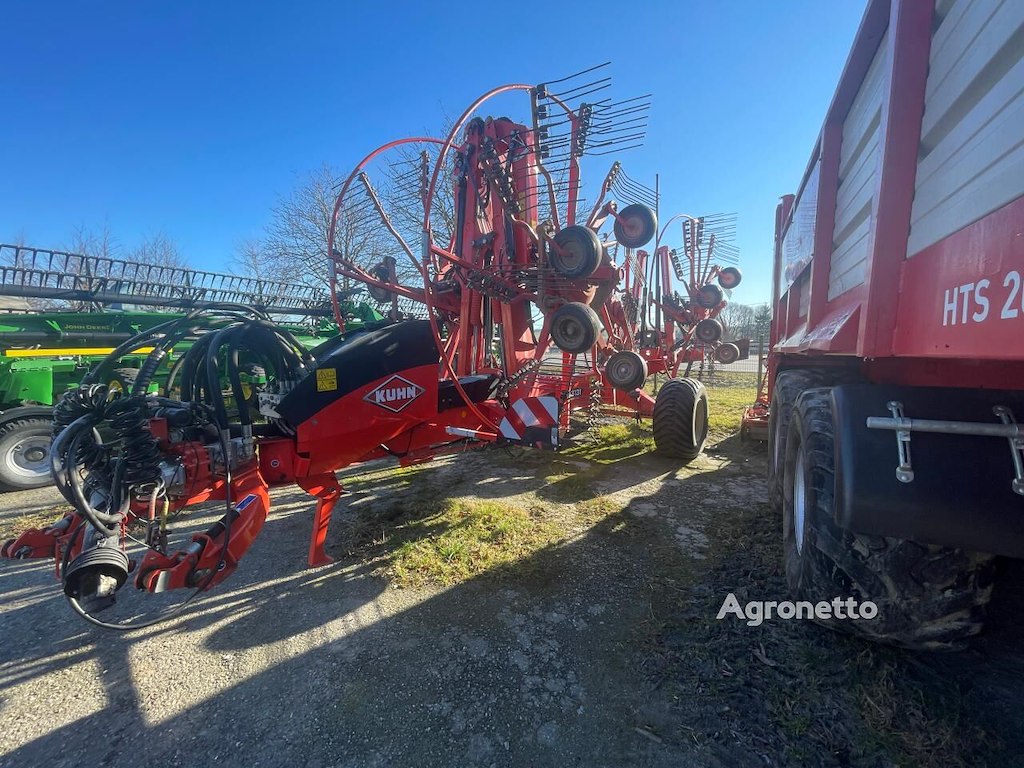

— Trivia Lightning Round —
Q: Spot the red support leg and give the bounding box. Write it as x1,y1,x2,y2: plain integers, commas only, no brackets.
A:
297,473,344,568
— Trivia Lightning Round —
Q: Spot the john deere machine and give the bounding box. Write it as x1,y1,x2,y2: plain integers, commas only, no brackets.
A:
0,244,383,490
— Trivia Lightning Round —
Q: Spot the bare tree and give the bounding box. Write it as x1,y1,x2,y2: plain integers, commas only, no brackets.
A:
128,230,190,269
231,236,278,278
261,164,345,289
66,222,119,261
719,302,756,340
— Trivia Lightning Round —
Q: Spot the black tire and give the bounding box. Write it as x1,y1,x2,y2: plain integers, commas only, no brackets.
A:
0,418,53,491
613,204,657,249
605,350,647,391
107,367,140,396
768,369,840,511
550,226,602,278
694,318,723,343
652,378,708,462
695,284,724,309
714,342,740,365
550,302,600,353
717,266,742,290
368,262,395,302
783,388,996,650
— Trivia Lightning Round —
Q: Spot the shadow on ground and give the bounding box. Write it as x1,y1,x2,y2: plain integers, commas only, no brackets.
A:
1,436,1023,768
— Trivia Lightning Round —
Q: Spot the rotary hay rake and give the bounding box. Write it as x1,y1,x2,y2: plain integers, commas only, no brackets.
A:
2,65,741,627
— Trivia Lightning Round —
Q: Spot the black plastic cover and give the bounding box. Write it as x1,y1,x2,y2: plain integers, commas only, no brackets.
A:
278,320,439,426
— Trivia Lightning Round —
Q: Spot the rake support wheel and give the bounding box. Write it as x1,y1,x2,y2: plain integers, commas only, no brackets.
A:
694,319,723,344
613,204,657,249
550,226,602,279
550,302,601,354
606,350,648,391
652,378,708,462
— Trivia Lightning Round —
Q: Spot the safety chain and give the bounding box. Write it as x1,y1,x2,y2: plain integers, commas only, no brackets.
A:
621,292,638,327
497,358,541,398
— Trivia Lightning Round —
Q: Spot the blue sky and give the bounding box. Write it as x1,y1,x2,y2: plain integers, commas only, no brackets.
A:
0,1,865,305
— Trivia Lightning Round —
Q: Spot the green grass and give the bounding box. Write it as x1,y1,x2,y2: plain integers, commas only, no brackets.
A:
705,384,758,437
387,499,564,587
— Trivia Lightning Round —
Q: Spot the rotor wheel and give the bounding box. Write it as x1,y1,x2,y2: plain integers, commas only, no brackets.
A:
605,350,648,391
714,342,740,365
613,204,657,249
695,284,724,309
717,266,742,290
550,226,602,279
694,318,723,344
550,302,601,354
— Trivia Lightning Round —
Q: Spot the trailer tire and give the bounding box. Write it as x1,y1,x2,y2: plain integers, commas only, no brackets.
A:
783,388,996,650
0,417,53,491
767,369,837,511
652,378,708,462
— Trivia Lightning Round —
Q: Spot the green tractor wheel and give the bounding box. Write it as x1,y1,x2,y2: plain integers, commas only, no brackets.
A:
107,367,140,397
0,417,53,491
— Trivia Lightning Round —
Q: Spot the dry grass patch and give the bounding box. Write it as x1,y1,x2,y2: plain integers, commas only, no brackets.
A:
388,499,564,587
0,505,67,543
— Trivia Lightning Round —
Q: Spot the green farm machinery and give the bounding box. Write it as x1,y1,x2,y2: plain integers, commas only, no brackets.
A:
0,244,384,490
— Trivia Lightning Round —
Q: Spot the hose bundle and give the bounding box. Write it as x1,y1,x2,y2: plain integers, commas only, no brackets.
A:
52,305,315,536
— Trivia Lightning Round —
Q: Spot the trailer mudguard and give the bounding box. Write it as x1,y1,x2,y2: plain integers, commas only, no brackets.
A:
832,383,1024,558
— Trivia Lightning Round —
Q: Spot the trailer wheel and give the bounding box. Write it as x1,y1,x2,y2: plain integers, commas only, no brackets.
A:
605,350,647,391
717,267,742,290
783,388,996,650
107,367,140,396
613,204,657,249
694,318,723,343
652,378,708,462
550,302,600,353
550,225,602,278
714,342,740,365
0,418,53,491
767,369,836,511
695,284,724,309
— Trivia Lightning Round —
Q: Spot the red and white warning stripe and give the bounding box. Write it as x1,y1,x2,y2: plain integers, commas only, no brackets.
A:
499,396,559,440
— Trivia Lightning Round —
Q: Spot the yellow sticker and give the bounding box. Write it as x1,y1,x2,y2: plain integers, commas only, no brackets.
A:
316,368,337,392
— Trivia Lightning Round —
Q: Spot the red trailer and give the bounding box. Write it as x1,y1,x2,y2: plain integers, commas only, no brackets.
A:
754,0,1024,648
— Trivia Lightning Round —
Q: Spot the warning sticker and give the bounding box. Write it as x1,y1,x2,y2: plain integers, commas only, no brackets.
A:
316,368,337,392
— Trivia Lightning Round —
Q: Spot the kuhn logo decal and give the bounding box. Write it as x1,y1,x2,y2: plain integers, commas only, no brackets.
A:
364,375,425,413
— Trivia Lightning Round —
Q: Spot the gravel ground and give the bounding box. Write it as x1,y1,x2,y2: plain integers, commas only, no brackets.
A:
2,435,1023,767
